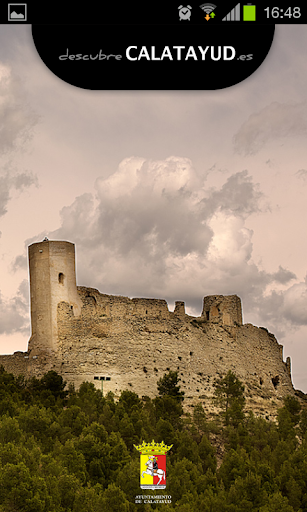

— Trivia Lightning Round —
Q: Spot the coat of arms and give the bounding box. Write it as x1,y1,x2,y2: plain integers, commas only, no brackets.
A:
134,440,173,490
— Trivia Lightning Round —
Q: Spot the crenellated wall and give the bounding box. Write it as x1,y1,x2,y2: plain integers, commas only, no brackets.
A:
52,285,294,418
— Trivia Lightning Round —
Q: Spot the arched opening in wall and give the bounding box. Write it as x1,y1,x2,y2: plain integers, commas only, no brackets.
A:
272,375,280,389
85,294,97,310
58,273,64,285
210,306,219,318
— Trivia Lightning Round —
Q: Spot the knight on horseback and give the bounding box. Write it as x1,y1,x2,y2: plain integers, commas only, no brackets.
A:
142,455,165,485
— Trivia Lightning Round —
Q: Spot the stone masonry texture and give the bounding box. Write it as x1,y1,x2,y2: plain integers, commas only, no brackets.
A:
0,239,298,419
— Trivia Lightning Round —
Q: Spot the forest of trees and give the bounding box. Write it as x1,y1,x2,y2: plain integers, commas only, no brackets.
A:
0,366,306,511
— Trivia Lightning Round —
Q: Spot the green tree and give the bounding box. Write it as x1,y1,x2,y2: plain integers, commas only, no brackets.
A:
283,396,301,424
82,421,108,443
176,431,201,465
198,435,217,473
56,439,87,483
116,458,141,504
100,483,130,512
153,395,183,430
157,371,185,402
300,407,307,437
277,395,302,442
167,458,202,503
57,473,80,510
277,408,297,441
0,462,49,512
58,404,88,436
0,416,23,444
156,417,175,446
193,403,208,436
72,486,102,512
276,396,302,442
218,447,249,490
118,413,138,449
214,370,245,426
118,390,142,414
259,492,295,512
0,367,22,415
40,371,67,400
18,405,54,448
227,472,265,511
76,382,104,421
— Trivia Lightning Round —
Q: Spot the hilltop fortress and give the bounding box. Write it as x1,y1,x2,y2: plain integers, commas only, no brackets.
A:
0,239,296,417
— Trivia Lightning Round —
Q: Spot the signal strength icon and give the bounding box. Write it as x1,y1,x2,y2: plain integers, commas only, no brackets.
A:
199,3,217,14
222,3,240,21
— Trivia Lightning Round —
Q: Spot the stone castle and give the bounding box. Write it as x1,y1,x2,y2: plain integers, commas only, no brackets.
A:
0,239,297,417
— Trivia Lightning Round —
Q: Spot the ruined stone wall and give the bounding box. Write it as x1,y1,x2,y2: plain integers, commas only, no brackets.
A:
52,287,294,419
0,274,296,420
0,353,29,377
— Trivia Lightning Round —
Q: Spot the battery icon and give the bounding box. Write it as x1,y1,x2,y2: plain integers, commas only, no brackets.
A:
243,3,256,21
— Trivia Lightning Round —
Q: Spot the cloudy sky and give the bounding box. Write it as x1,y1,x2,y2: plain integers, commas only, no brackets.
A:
1,24,307,391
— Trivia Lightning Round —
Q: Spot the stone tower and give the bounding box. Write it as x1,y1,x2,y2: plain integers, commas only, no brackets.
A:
202,294,243,326
28,239,82,355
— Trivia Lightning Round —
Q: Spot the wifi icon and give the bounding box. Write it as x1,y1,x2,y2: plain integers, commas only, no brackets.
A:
199,2,217,14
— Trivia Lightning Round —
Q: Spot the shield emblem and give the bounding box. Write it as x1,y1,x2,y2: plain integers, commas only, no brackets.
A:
134,440,173,490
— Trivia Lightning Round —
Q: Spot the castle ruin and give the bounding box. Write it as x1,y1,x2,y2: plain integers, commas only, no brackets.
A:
0,239,296,418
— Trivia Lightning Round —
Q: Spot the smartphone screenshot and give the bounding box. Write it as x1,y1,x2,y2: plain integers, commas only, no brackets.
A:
0,2,306,509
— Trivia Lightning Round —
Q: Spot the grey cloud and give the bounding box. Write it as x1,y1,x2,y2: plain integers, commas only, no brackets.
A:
13,172,38,190
233,102,307,155
0,169,38,218
16,279,29,306
11,254,27,272
295,169,307,180
249,279,307,338
57,193,97,246
55,158,212,260
43,158,269,307
0,174,11,216
271,266,297,284
252,290,287,339
0,280,29,335
0,66,39,154
256,291,285,322
94,191,212,259
283,283,307,326
202,170,263,218
0,64,39,217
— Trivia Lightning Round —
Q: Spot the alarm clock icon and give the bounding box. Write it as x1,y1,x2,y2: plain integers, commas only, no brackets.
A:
178,5,192,21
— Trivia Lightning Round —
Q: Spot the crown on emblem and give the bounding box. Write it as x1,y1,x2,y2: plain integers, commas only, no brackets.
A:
133,440,173,455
